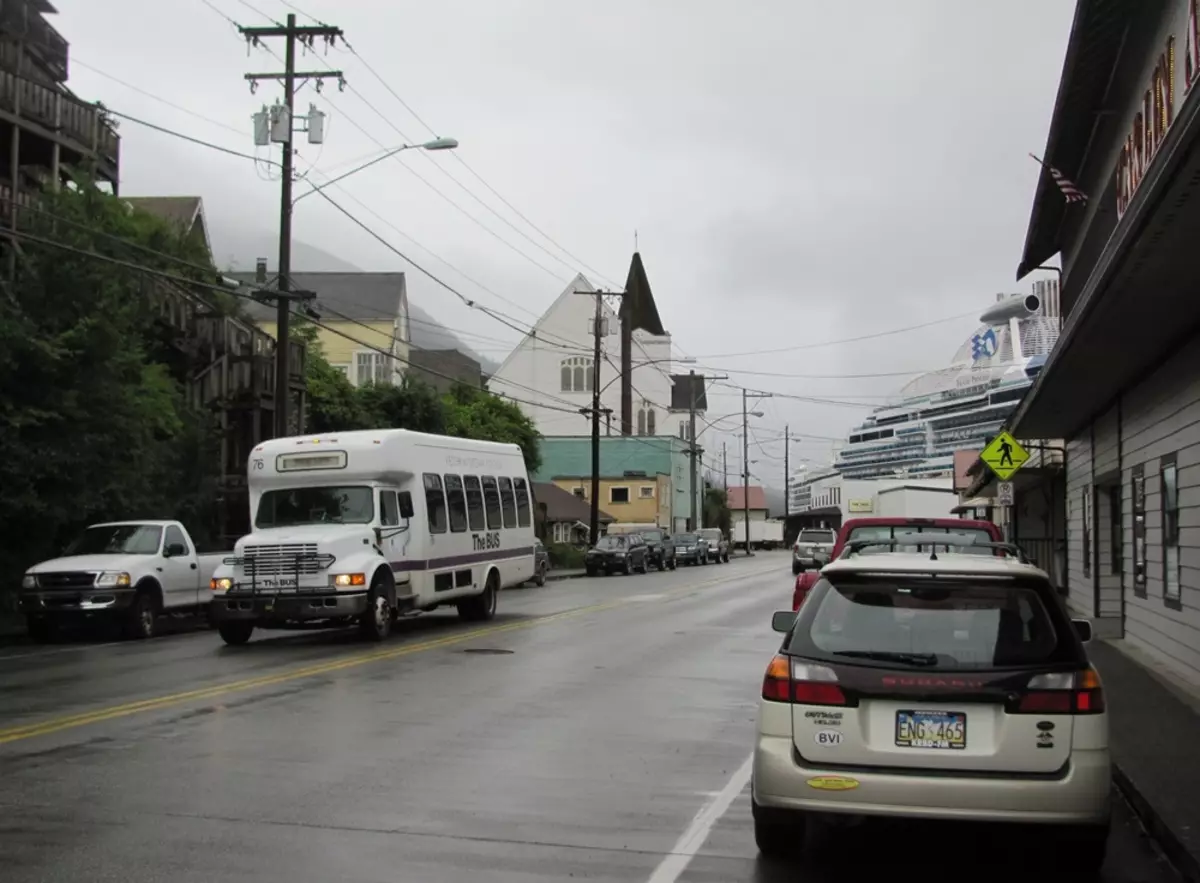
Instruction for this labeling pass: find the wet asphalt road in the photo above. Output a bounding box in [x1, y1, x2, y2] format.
[0, 552, 1180, 883]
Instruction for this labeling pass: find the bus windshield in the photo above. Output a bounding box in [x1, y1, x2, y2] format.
[256, 486, 374, 528]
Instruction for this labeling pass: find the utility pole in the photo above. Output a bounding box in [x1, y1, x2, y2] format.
[723, 443, 728, 493]
[240, 13, 343, 437]
[688, 368, 698, 531]
[784, 425, 790, 520]
[742, 388, 751, 556]
[574, 289, 607, 546]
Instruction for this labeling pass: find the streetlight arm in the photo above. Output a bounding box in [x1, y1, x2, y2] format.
[292, 137, 457, 205]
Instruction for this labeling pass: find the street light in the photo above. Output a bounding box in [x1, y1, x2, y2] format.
[293, 137, 459, 204]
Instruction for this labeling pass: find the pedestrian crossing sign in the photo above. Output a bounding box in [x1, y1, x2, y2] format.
[980, 431, 1030, 481]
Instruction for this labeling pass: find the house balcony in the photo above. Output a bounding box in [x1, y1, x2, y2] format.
[0, 68, 119, 186]
[0, 0, 68, 83]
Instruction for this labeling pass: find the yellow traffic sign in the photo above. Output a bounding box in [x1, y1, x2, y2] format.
[980, 431, 1030, 481]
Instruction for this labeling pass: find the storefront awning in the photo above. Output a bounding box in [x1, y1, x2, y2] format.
[1011, 81, 1200, 439]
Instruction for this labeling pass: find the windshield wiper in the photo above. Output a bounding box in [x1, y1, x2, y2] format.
[832, 650, 940, 666]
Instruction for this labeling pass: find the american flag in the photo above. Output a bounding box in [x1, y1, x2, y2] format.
[1031, 154, 1088, 203]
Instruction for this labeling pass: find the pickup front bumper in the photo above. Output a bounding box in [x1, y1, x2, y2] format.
[19, 588, 136, 616]
[212, 590, 369, 625]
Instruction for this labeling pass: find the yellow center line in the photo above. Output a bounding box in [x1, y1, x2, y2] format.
[0, 564, 779, 745]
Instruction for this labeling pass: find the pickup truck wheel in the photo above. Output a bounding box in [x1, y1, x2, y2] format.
[26, 616, 55, 644]
[668, 558, 677, 571]
[123, 591, 158, 640]
[723, 552, 730, 563]
[358, 578, 393, 641]
[458, 572, 498, 622]
[217, 621, 254, 646]
[636, 556, 648, 574]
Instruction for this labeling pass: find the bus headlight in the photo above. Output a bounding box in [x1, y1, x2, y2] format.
[333, 573, 367, 587]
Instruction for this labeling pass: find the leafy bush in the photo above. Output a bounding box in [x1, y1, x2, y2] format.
[547, 542, 586, 569]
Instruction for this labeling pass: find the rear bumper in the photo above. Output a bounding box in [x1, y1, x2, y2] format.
[19, 588, 136, 616]
[212, 591, 369, 624]
[752, 734, 1111, 824]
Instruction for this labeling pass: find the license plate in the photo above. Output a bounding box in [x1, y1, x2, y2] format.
[260, 578, 297, 589]
[895, 710, 966, 750]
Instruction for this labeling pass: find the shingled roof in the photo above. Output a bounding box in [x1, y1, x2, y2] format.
[227, 270, 407, 324]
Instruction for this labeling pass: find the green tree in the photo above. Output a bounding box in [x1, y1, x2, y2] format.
[443, 384, 542, 472]
[703, 487, 732, 534]
[0, 182, 221, 591]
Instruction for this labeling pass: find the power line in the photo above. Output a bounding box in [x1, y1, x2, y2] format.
[96, 104, 584, 353]
[690, 310, 982, 358]
[273, 0, 624, 288]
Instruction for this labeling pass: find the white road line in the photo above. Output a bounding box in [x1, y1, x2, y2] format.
[646, 752, 754, 883]
[0, 640, 128, 661]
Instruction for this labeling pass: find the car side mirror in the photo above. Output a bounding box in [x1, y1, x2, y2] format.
[397, 491, 415, 519]
[164, 542, 186, 558]
[771, 610, 796, 633]
[1072, 618, 1093, 643]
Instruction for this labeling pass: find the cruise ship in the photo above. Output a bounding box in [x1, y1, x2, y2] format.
[833, 282, 1061, 480]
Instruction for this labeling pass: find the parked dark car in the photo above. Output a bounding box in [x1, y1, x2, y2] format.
[531, 538, 550, 586]
[673, 533, 710, 566]
[585, 534, 650, 576]
[638, 527, 677, 571]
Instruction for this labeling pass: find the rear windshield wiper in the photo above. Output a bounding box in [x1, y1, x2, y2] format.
[832, 650, 940, 666]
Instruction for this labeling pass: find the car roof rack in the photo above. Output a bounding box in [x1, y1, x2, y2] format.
[839, 532, 1031, 564]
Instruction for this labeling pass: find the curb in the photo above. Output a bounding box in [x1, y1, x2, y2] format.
[1113, 763, 1200, 882]
[544, 570, 587, 582]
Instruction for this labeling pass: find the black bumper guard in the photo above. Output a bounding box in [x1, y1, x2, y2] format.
[222, 552, 338, 607]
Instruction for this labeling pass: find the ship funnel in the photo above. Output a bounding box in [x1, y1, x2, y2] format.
[979, 292, 1041, 325]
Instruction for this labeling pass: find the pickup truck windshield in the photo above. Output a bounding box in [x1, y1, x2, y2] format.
[66, 524, 163, 555]
[256, 486, 374, 528]
[641, 529, 664, 543]
[595, 536, 627, 550]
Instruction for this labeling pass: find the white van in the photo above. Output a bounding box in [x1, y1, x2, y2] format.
[209, 429, 536, 645]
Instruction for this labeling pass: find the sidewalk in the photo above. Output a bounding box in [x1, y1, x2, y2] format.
[1090, 639, 1200, 882]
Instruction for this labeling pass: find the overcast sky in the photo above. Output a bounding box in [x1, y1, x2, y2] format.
[57, 0, 1074, 488]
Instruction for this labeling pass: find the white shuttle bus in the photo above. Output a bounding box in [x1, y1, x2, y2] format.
[209, 429, 536, 645]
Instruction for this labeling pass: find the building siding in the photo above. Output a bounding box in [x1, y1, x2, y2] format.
[1117, 335, 1200, 682]
[1064, 432, 1095, 620]
[258, 319, 404, 385]
[1093, 405, 1122, 618]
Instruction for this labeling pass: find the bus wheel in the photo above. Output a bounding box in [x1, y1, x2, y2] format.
[359, 577, 393, 641]
[459, 572, 498, 622]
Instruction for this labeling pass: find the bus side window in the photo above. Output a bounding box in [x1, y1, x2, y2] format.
[513, 478, 531, 528]
[380, 490, 400, 527]
[463, 476, 486, 531]
[498, 477, 517, 529]
[444, 474, 468, 533]
[481, 476, 502, 530]
[424, 473, 448, 534]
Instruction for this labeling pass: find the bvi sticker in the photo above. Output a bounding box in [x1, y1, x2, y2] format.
[815, 730, 844, 746]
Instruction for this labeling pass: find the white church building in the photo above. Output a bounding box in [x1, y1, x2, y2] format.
[489, 273, 706, 440]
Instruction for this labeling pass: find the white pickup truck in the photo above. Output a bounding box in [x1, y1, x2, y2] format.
[19, 520, 229, 642]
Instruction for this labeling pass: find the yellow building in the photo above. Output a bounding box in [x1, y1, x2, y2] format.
[232, 270, 410, 386]
[551, 473, 672, 527]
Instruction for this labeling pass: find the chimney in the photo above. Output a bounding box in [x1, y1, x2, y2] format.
[255, 258, 268, 284]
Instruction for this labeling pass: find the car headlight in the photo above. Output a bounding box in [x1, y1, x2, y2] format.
[95, 571, 131, 588]
[21, 573, 36, 589]
[333, 573, 366, 587]
[210, 577, 233, 592]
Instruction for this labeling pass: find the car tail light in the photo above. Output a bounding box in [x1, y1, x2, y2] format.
[1015, 667, 1105, 714]
[761, 656, 848, 706]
